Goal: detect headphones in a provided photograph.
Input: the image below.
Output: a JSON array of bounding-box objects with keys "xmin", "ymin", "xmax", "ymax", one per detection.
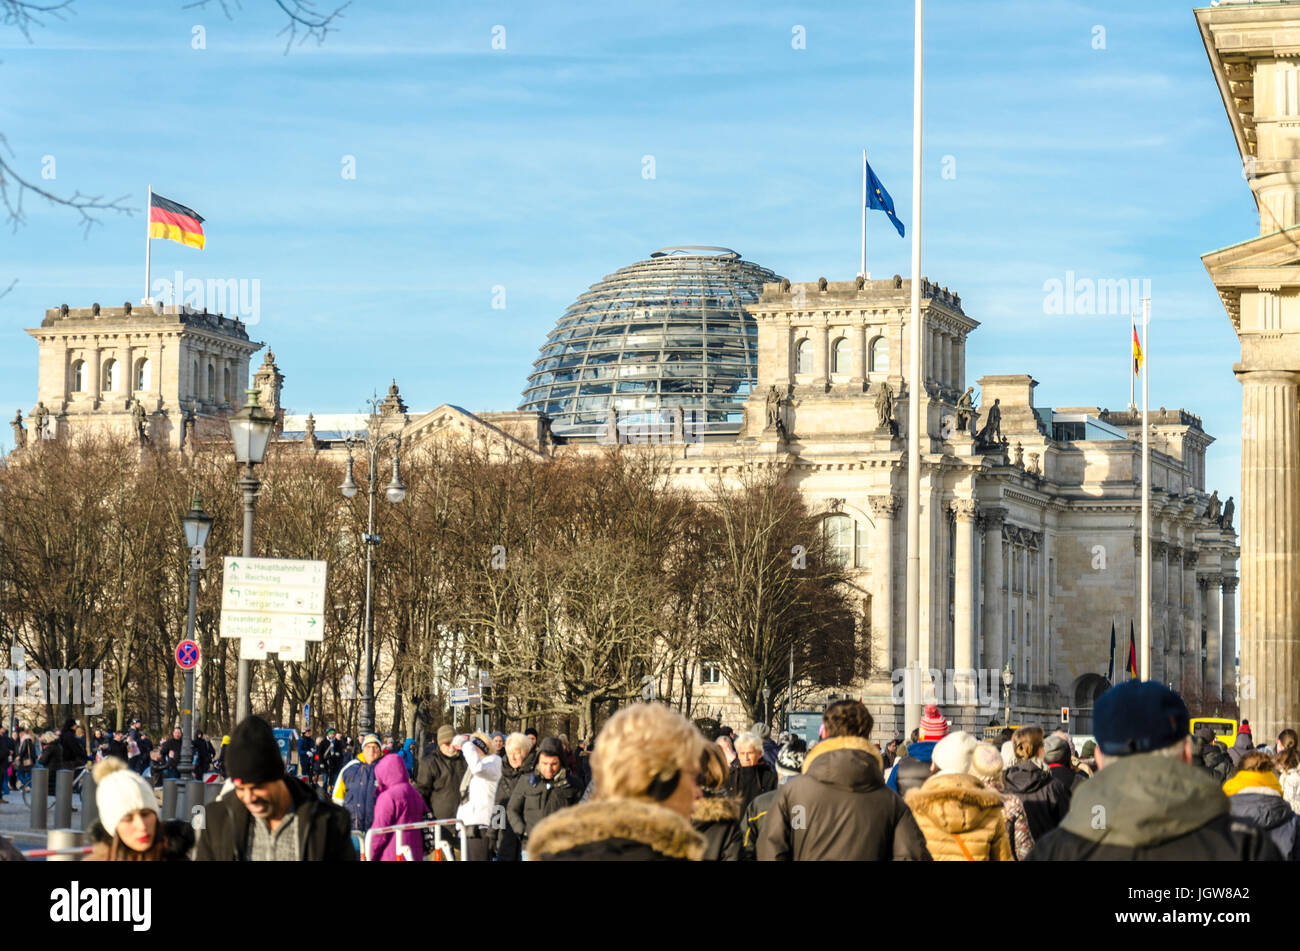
[{"xmin": 644, "ymin": 768, "xmax": 681, "ymax": 802}]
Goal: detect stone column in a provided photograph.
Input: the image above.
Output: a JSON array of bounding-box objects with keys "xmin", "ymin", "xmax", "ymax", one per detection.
[
  {"xmin": 942, "ymin": 334, "xmax": 953, "ymax": 392},
  {"xmin": 869, "ymin": 495, "xmax": 900, "ymax": 676},
  {"xmin": 951, "ymin": 501, "xmax": 978, "ymax": 704},
  {"xmin": 1203, "ymin": 574, "xmax": 1223, "ymax": 703},
  {"xmin": 1182, "ymin": 550, "xmax": 1199, "ymax": 696},
  {"xmin": 89, "ymin": 345, "xmax": 102, "ymax": 406},
  {"xmin": 1222, "ymin": 576, "xmax": 1239, "ymax": 705},
  {"xmin": 981, "ymin": 507, "xmax": 1007, "ymax": 677},
  {"xmin": 851, "ymin": 320, "xmax": 867, "ymax": 390},
  {"xmin": 1237, "ymin": 368, "xmax": 1300, "ymax": 739},
  {"xmin": 812, "ymin": 318, "xmax": 829, "ymax": 392},
  {"xmin": 774, "ymin": 318, "xmax": 792, "ymax": 388}
]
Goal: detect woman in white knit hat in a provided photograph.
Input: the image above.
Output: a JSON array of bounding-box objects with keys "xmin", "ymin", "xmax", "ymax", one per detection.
[{"xmin": 85, "ymin": 757, "xmax": 193, "ymax": 861}]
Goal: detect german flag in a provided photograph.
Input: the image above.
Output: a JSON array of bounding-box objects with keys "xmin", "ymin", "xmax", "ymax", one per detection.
[
  {"xmin": 1132, "ymin": 322, "xmax": 1143, "ymax": 376},
  {"xmin": 149, "ymin": 193, "xmax": 205, "ymax": 250},
  {"xmin": 1128, "ymin": 621, "xmax": 1138, "ymax": 678}
]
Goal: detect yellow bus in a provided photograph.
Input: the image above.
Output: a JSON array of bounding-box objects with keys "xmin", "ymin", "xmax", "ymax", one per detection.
[{"xmin": 1190, "ymin": 717, "xmax": 1237, "ymax": 747}]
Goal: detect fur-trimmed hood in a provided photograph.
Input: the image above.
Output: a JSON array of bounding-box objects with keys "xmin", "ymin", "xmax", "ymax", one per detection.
[
  {"xmin": 528, "ymin": 798, "xmax": 705, "ymax": 861},
  {"xmin": 803, "ymin": 735, "xmax": 883, "ymax": 772},
  {"xmin": 691, "ymin": 794, "xmax": 741, "ymax": 824},
  {"xmin": 905, "ymin": 773, "xmax": 1004, "ymax": 834}
]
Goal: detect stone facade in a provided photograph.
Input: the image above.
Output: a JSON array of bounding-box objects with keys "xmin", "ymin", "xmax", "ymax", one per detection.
[
  {"xmin": 23, "ymin": 302, "xmax": 262, "ymax": 449},
  {"xmin": 1199, "ymin": 0, "xmax": 1300, "ymax": 742}
]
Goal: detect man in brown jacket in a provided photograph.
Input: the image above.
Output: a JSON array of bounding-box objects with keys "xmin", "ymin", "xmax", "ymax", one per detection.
[{"xmin": 757, "ymin": 700, "xmax": 931, "ymax": 861}]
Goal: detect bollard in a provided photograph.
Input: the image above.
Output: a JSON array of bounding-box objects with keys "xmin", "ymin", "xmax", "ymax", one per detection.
[
  {"xmin": 47, "ymin": 828, "xmax": 84, "ymax": 862},
  {"xmin": 80, "ymin": 770, "xmax": 98, "ymax": 831},
  {"xmin": 53, "ymin": 770, "xmax": 74, "ymax": 830},
  {"xmin": 186, "ymin": 780, "xmax": 205, "ymax": 823},
  {"xmin": 162, "ymin": 778, "xmax": 178, "ymax": 821},
  {"xmin": 29, "ymin": 767, "xmax": 48, "ymax": 830},
  {"xmin": 204, "ymin": 781, "xmax": 222, "ymax": 804}
]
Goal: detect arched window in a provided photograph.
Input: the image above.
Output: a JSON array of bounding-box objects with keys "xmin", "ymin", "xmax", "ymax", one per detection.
[
  {"xmin": 795, "ymin": 338, "xmax": 813, "ymax": 375},
  {"xmin": 71, "ymin": 359, "xmax": 85, "ymax": 393},
  {"xmin": 869, "ymin": 335, "xmax": 889, "ymax": 373},
  {"xmin": 207, "ymin": 364, "xmax": 215, "ymax": 401},
  {"xmin": 135, "ymin": 358, "xmax": 151, "ymax": 392},
  {"xmin": 832, "ymin": 337, "xmax": 850, "ymax": 374},
  {"xmin": 823, "ymin": 514, "xmax": 854, "ymax": 568},
  {"xmin": 102, "ymin": 358, "xmax": 119, "ymax": 393}
]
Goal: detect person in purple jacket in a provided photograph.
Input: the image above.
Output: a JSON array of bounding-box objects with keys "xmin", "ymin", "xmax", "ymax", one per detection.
[{"xmin": 370, "ymin": 753, "xmax": 426, "ymax": 861}]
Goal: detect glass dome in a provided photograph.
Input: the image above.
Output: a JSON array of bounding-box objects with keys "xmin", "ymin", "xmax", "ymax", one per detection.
[{"xmin": 519, "ymin": 246, "xmax": 783, "ymax": 437}]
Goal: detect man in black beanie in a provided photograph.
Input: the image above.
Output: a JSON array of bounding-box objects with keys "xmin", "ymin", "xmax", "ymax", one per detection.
[
  {"xmin": 1027, "ymin": 682, "xmax": 1280, "ymax": 861},
  {"xmin": 195, "ymin": 716, "xmax": 356, "ymax": 861}
]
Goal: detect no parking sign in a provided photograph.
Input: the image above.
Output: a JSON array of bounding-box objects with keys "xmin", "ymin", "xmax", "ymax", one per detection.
[{"xmin": 176, "ymin": 640, "xmax": 200, "ymax": 670}]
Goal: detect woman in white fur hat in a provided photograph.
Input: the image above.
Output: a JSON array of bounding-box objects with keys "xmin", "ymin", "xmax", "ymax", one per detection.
[{"xmin": 84, "ymin": 757, "xmax": 194, "ymax": 861}]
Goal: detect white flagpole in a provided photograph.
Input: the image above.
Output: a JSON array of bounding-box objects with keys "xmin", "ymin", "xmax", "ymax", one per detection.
[
  {"xmin": 1129, "ymin": 312, "xmax": 1135, "ymax": 412},
  {"xmin": 905, "ymin": 0, "xmax": 925, "ymax": 739},
  {"xmin": 1140, "ymin": 296, "xmax": 1151, "ymax": 681},
  {"xmin": 860, "ymin": 149, "xmax": 868, "ymax": 279},
  {"xmin": 144, "ymin": 184, "xmax": 153, "ymax": 303}
]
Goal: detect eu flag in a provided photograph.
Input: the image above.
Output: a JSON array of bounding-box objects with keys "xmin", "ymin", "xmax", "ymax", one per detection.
[{"xmin": 866, "ymin": 159, "xmax": 905, "ymax": 238}]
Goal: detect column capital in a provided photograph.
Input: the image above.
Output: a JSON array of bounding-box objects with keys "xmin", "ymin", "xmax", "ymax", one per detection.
[
  {"xmin": 868, "ymin": 494, "xmax": 902, "ymax": 519},
  {"xmin": 1234, "ymin": 367, "xmax": 1300, "ymax": 387},
  {"xmin": 1222, "ymin": 576, "xmax": 1239, "ymax": 593},
  {"xmin": 978, "ymin": 506, "xmax": 1008, "ymax": 531},
  {"xmin": 949, "ymin": 498, "xmax": 979, "ymax": 521}
]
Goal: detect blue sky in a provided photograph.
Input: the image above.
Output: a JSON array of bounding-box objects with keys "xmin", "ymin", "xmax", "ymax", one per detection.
[{"xmin": 0, "ymin": 0, "xmax": 1251, "ymax": 503}]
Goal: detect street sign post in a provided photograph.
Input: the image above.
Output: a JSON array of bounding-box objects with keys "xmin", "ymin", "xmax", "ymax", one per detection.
[
  {"xmin": 220, "ymin": 556, "xmax": 327, "ymax": 662},
  {"xmin": 449, "ymin": 686, "xmax": 481, "ymax": 707},
  {"xmin": 176, "ymin": 640, "xmax": 200, "ymax": 670}
]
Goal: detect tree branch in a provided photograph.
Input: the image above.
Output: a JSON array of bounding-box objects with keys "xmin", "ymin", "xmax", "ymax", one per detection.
[
  {"xmin": 183, "ymin": 0, "xmax": 350, "ymax": 54},
  {"xmin": 1, "ymin": 0, "xmax": 73, "ymax": 41},
  {"xmin": 0, "ymin": 136, "xmax": 133, "ymax": 235}
]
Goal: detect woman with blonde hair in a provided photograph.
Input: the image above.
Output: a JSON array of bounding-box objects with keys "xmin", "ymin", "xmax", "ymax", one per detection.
[
  {"xmin": 969, "ymin": 742, "xmax": 1033, "ymax": 860},
  {"xmin": 85, "ymin": 758, "xmax": 192, "ymax": 861},
  {"xmin": 692, "ymin": 740, "xmax": 742, "ymax": 861},
  {"xmin": 529, "ymin": 703, "xmax": 707, "ymax": 861},
  {"xmin": 1000, "ymin": 726, "xmax": 1068, "ymax": 841}
]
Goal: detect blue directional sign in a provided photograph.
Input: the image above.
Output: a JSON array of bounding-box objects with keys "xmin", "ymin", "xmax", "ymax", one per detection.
[{"xmin": 176, "ymin": 640, "xmax": 200, "ymax": 670}]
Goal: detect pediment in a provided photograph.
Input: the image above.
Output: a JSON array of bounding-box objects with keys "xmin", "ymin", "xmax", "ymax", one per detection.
[
  {"xmin": 1202, "ymin": 227, "xmax": 1300, "ymax": 332},
  {"xmin": 401, "ymin": 403, "xmax": 546, "ymax": 459}
]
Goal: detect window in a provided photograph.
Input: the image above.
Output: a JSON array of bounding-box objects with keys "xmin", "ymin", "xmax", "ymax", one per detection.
[
  {"xmin": 135, "ymin": 358, "xmax": 151, "ymax": 392},
  {"xmin": 832, "ymin": 337, "xmax": 850, "ymax": 374},
  {"xmin": 700, "ymin": 662, "xmax": 722, "ymax": 685},
  {"xmin": 795, "ymin": 338, "xmax": 812, "ymax": 375},
  {"xmin": 71, "ymin": 359, "xmax": 85, "ymax": 392},
  {"xmin": 102, "ymin": 358, "xmax": 119, "ymax": 393},
  {"xmin": 824, "ymin": 514, "xmax": 854, "ymax": 568},
  {"xmin": 869, "ymin": 335, "xmax": 889, "ymax": 373},
  {"xmin": 855, "ymin": 520, "xmax": 870, "ymax": 569}
]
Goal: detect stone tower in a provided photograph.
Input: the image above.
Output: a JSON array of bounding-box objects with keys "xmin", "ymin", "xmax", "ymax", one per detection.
[
  {"xmin": 1199, "ymin": 0, "xmax": 1300, "ymax": 739},
  {"xmin": 25, "ymin": 301, "xmax": 263, "ymax": 449}
]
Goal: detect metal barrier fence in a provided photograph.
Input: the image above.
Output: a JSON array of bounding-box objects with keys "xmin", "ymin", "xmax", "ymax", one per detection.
[{"xmin": 361, "ymin": 818, "xmax": 467, "ymax": 862}]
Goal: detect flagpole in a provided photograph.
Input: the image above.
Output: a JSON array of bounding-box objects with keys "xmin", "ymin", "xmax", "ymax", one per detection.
[
  {"xmin": 144, "ymin": 184, "xmax": 152, "ymax": 303},
  {"xmin": 1140, "ymin": 296, "xmax": 1151, "ymax": 681},
  {"xmin": 860, "ymin": 149, "xmax": 868, "ymax": 279},
  {"xmin": 1129, "ymin": 312, "xmax": 1135, "ymax": 412},
  {"xmin": 904, "ymin": 0, "xmax": 925, "ymax": 740}
]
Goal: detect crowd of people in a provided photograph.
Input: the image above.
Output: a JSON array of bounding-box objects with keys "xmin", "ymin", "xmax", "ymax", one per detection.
[{"xmin": 4, "ymin": 677, "xmax": 1300, "ymax": 862}]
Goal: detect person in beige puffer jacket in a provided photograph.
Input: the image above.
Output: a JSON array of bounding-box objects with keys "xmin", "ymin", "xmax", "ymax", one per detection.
[{"xmin": 905, "ymin": 732, "xmax": 1013, "ymax": 861}]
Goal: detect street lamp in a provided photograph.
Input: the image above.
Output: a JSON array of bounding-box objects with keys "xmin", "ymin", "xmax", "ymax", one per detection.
[
  {"xmin": 1002, "ymin": 663, "xmax": 1014, "ymax": 727},
  {"xmin": 179, "ymin": 492, "xmax": 212, "ymax": 781},
  {"xmin": 762, "ymin": 684, "xmax": 771, "ymax": 726},
  {"xmin": 340, "ymin": 399, "xmax": 404, "ymax": 735},
  {"xmin": 229, "ymin": 387, "xmax": 276, "ymax": 724}
]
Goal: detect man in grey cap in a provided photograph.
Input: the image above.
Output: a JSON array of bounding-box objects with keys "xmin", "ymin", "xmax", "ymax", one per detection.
[{"xmin": 415, "ymin": 724, "xmax": 466, "ymax": 820}]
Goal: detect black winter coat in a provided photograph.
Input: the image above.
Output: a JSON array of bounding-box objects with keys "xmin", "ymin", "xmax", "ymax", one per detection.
[
  {"xmin": 38, "ymin": 743, "xmax": 64, "ymax": 772},
  {"xmin": 1228, "ymin": 792, "xmax": 1300, "ymax": 860},
  {"xmin": 1002, "ymin": 761, "xmax": 1069, "ymax": 840},
  {"xmin": 724, "ymin": 762, "xmax": 777, "ymax": 813},
  {"xmin": 691, "ymin": 795, "xmax": 743, "ymax": 861},
  {"xmin": 414, "ymin": 747, "xmax": 467, "ymax": 819},
  {"xmin": 58, "ymin": 728, "xmax": 86, "ymax": 768},
  {"xmin": 493, "ymin": 748, "xmax": 538, "ymax": 861},
  {"xmin": 507, "ymin": 767, "xmax": 582, "ymax": 839},
  {"xmin": 194, "ymin": 775, "xmax": 356, "ymax": 861}
]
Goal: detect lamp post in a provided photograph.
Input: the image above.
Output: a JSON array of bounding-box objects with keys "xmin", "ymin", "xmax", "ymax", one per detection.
[
  {"xmin": 340, "ymin": 403, "xmax": 405, "ymax": 735},
  {"xmin": 1002, "ymin": 663, "xmax": 1014, "ymax": 727},
  {"xmin": 229, "ymin": 388, "xmax": 276, "ymax": 725},
  {"xmin": 762, "ymin": 684, "xmax": 770, "ymax": 727},
  {"xmin": 180, "ymin": 492, "xmax": 212, "ymax": 781}
]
